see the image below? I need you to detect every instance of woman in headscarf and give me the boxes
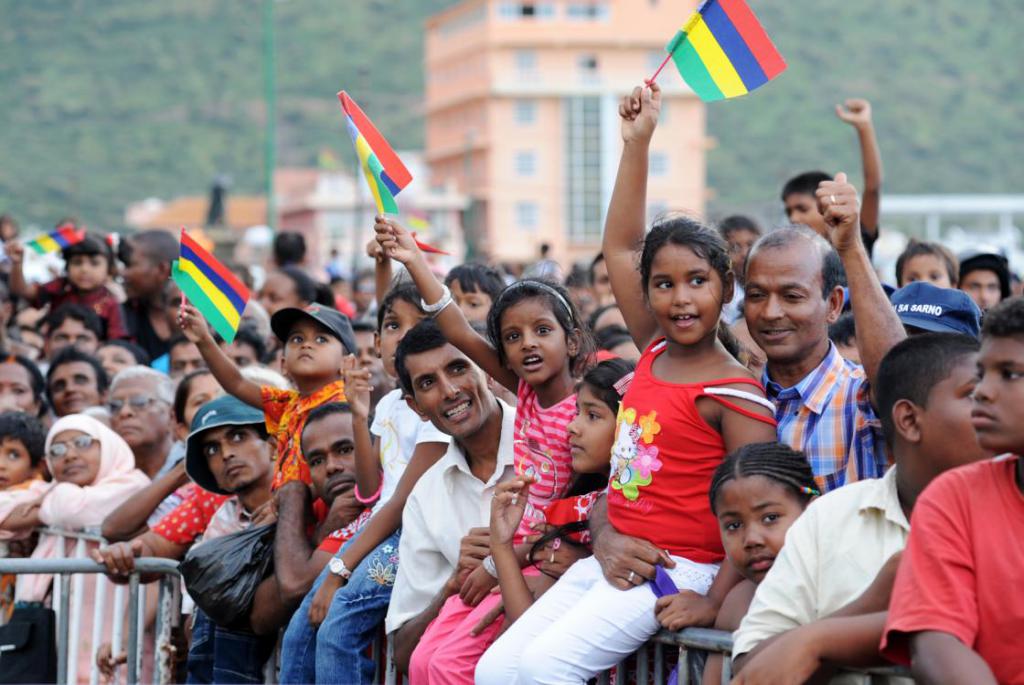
[0,414,150,681]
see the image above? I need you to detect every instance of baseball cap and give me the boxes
[186,395,268,495]
[891,281,982,338]
[958,251,1011,299]
[270,303,356,354]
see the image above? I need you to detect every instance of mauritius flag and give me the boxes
[27,223,86,255]
[338,91,412,215]
[171,228,250,343]
[663,0,786,101]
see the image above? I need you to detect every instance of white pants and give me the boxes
[474,554,718,685]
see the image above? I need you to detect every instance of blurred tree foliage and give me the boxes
[0,0,1018,230]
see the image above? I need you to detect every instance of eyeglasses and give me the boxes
[48,435,97,461]
[107,395,164,414]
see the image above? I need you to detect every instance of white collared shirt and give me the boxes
[385,399,516,634]
[733,466,910,682]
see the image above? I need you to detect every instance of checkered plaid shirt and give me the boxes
[765,344,889,493]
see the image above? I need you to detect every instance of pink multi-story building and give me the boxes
[425,0,708,266]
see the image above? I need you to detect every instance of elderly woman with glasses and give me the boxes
[94,365,183,542]
[106,366,176,479]
[0,413,150,681]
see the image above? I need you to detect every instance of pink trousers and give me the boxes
[408,592,507,685]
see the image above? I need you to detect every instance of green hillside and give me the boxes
[0,0,1019,231]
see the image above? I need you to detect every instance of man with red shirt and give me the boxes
[881,298,1024,684]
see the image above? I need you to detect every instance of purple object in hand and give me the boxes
[650,564,678,598]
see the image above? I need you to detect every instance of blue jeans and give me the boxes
[279,528,401,685]
[186,609,275,684]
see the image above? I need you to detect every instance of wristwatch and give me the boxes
[328,557,352,580]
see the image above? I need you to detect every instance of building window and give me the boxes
[498,3,555,19]
[515,150,536,176]
[515,99,536,124]
[578,54,599,72]
[516,201,539,230]
[650,152,669,177]
[567,2,609,20]
[565,96,603,244]
[516,50,537,74]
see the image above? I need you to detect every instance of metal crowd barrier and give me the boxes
[0,528,182,685]
[598,627,912,685]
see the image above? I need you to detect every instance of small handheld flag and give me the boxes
[649,0,786,102]
[338,91,412,215]
[27,223,86,255]
[171,228,251,343]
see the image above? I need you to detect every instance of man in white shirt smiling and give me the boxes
[383,319,517,674]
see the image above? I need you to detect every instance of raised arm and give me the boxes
[375,216,517,391]
[6,241,40,302]
[368,237,394,307]
[342,362,382,499]
[603,84,663,350]
[178,302,262,408]
[836,99,883,240]
[815,173,905,383]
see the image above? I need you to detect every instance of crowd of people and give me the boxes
[0,83,1020,685]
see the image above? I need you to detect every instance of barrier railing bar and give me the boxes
[111,584,126,685]
[57,573,71,685]
[134,585,145,683]
[127,574,140,685]
[89,572,109,685]
[653,641,664,683]
[154,575,178,685]
[0,558,181,574]
[636,643,649,683]
[68,538,86,685]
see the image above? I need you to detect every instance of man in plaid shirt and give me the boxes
[742,173,905,492]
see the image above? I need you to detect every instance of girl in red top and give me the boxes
[475,83,777,684]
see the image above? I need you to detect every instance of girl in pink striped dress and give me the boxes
[375,217,596,683]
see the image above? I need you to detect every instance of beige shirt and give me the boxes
[385,399,516,634]
[733,466,910,683]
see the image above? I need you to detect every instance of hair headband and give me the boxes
[500,280,574,319]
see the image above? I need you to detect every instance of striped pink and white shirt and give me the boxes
[514,380,577,542]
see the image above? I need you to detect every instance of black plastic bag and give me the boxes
[179,523,276,629]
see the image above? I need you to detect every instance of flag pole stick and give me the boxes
[646,52,673,86]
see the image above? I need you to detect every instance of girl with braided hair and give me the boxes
[661,441,817,684]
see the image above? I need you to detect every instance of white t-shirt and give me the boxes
[369,388,451,515]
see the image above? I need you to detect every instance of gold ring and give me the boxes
[829,194,837,204]
[628,570,636,583]
[549,552,555,564]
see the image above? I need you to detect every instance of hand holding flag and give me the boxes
[171,228,251,343]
